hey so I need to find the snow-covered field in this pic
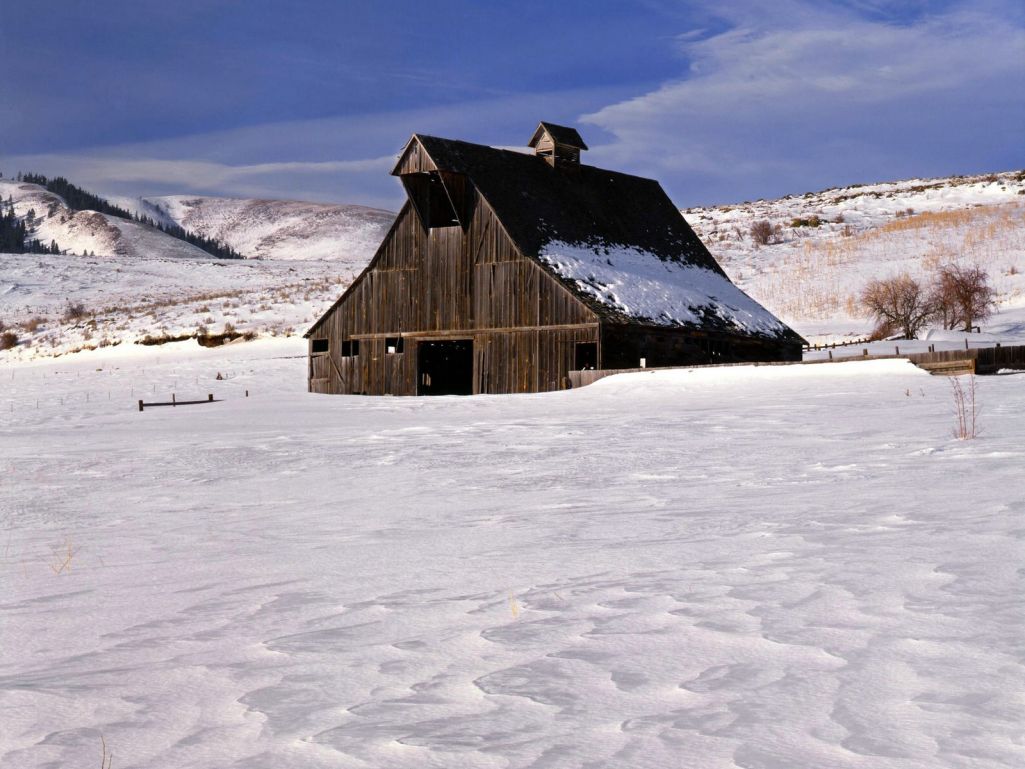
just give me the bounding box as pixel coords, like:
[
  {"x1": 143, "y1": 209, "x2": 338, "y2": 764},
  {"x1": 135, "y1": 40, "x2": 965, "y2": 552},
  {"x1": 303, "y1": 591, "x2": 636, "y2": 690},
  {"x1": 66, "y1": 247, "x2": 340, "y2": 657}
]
[
  {"x1": 2, "y1": 339, "x2": 1023, "y2": 768},
  {"x1": 0, "y1": 252, "x2": 349, "y2": 357}
]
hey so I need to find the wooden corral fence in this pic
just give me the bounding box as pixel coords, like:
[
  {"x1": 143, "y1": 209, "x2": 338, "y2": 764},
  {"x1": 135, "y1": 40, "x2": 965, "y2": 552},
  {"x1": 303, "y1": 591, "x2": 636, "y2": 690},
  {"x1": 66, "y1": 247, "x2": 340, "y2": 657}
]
[
  {"x1": 139, "y1": 393, "x2": 217, "y2": 411},
  {"x1": 803, "y1": 336, "x2": 872, "y2": 352},
  {"x1": 568, "y1": 344, "x2": 1025, "y2": 388},
  {"x1": 905, "y1": 344, "x2": 1025, "y2": 375}
]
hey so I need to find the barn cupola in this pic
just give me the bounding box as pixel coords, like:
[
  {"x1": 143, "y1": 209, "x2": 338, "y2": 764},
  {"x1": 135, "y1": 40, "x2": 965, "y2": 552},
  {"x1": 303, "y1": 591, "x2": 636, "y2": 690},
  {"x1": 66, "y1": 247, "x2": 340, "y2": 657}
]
[{"x1": 528, "y1": 122, "x2": 588, "y2": 167}]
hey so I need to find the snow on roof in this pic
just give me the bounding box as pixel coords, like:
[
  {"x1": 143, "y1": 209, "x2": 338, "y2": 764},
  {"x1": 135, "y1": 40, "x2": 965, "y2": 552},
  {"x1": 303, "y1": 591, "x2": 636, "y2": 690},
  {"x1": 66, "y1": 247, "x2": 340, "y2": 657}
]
[{"x1": 538, "y1": 240, "x2": 796, "y2": 338}]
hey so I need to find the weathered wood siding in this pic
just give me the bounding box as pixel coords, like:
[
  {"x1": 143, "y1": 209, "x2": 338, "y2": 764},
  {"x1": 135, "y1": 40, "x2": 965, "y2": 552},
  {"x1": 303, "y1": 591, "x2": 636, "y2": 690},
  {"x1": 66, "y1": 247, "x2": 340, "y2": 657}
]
[{"x1": 308, "y1": 195, "x2": 599, "y2": 395}]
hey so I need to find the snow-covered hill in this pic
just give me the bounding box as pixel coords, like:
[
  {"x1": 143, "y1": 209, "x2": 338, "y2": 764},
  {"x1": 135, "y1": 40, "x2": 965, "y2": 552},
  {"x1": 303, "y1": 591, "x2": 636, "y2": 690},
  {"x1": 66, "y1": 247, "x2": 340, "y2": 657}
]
[
  {"x1": 3, "y1": 169, "x2": 1023, "y2": 360},
  {"x1": 0, "y1": 182, "x2": 392, "y2": 359},
  {"x1": 139, "y1": 195, "x2": 395, "y2": 262},
  {"x1": 684, "y1": 170, "x2": 1025, "y2": 343},
  {"x1": 0, "y1": 179, "x2": 212, "y2": 261}
]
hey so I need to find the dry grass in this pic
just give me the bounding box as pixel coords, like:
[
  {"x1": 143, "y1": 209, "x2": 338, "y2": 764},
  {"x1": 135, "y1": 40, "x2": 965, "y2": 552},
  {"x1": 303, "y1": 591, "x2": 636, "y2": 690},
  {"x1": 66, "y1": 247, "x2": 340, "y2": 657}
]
[
  {"x1": 743, "y1": 201, "x2": 1025, "y2": 322},
  {"x1": 49, "y1": 538, "x2": 75, "y2": 574},
  {"x1": 951, "y1": 375, "x2": 979, "y2": 440}
]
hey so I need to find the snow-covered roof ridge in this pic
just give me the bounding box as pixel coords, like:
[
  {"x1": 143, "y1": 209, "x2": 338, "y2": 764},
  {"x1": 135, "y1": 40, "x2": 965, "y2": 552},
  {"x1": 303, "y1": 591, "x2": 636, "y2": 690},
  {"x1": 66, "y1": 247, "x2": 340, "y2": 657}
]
[{"x1": 537, "y1": 239, "x2": 798, "y2": 339}]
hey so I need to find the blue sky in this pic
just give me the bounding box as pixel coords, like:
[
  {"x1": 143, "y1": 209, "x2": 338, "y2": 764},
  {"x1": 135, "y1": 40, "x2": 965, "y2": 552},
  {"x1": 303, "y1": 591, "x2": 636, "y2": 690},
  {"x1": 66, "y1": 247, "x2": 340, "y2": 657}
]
[{"x1": 2, "y1": 0, "x2": 1022, "y2": 209}]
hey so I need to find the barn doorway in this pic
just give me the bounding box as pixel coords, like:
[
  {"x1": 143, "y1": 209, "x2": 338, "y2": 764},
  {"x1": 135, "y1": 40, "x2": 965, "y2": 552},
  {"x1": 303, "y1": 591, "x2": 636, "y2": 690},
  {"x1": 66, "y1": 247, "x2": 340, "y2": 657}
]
[{"x1": 417, "y1": 340, "x2": 474, "y2": 395}]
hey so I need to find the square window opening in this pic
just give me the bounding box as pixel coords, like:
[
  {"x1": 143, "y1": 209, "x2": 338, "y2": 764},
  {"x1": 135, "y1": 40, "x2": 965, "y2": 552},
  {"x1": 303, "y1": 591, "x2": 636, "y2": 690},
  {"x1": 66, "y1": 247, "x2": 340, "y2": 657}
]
[
  {"x1": 311, "y1": 338, "x2": 329, "y2": 353},
  {"x1": 385, "y1": 336, "x2": 404, "y2": 354},
  {"x1": 341, "y1": 339, "x2": 360, "y2": 357}
]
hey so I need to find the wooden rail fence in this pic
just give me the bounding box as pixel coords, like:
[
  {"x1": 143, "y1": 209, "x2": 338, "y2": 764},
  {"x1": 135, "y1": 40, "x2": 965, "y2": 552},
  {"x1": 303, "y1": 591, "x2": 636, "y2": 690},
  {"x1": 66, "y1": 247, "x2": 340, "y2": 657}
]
[
  {"x1": 568, "y1": 344, "x2": 1025, "y2": 388},
  {"x1": 139, "y1": 393, "x2": 217, "y2": 411}
]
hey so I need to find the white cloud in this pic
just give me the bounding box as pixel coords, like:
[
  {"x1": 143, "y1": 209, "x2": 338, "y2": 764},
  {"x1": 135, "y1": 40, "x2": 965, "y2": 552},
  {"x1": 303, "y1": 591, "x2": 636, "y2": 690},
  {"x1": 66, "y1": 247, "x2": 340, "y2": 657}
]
[{"x1": 582, "y1": 1, "x2": 1025, "y2": 205}]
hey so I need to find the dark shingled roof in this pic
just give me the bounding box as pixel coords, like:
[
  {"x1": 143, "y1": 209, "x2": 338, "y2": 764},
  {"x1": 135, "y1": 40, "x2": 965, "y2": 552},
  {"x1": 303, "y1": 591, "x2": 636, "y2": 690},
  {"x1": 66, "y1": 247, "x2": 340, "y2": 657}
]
[
  {"x1": 413, "y1": 134, "x2": 726, "y2": 277},
  {"x1": 528, "y1": 121, "x2": 589, "y2": 150}
]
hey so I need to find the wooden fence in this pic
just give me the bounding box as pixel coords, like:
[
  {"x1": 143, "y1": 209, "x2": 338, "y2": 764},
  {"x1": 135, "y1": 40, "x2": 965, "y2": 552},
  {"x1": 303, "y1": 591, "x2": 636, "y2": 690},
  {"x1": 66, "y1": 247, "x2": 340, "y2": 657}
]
[{"x1": 568, "y1": 344, "x2": 1025, "y2": 388}]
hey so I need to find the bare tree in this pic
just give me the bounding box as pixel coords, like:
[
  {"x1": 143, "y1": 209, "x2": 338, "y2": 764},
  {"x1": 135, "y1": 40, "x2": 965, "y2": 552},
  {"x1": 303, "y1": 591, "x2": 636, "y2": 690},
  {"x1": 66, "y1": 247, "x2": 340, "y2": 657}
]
[
  {"x1": 932, "y1": 264, "x2": 995, "y2": 332},
  {"x1": 861, "y1": 274, "x2": 935, "y2": 339},
  {"x1": 750, "y1": 220, "x2": 775, "y2": 247}
]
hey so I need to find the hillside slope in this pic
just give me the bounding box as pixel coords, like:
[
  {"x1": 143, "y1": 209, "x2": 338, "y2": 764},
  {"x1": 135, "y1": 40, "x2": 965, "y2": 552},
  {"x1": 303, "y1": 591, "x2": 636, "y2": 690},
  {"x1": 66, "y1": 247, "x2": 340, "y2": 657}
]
[
  {"x1": 684, "y1": 170, "x2": 1025, "y2": 342},
  {"x1": 0, "y1": 179, "x2": 212, "y2": 261},
  {"x1": 140, "y1": 195, "x2": 395, "y2": 262},
  {"x1": 4, "y1": 169, "x2": 1023, "y2": 360}
]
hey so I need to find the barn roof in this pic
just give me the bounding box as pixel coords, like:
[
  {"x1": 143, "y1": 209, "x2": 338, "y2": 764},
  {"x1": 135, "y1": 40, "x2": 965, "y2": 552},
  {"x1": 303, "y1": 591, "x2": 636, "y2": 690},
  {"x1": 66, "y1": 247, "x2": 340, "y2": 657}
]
[{"x1": 406, "y1": 134, "x2": 802, "y2": 341}]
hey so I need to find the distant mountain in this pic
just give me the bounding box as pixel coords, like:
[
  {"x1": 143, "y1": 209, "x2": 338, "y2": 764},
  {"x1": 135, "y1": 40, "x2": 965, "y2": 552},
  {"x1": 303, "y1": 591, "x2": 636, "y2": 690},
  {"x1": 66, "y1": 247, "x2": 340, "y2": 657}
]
[{"x1": 137, "y1": 195, "x2": 395, "y2": 263}]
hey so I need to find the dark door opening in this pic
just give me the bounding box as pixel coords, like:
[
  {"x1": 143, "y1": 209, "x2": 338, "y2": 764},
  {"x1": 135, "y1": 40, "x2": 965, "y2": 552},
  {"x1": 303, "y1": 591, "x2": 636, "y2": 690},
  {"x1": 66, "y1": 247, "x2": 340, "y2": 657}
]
[
  {"x1": 575, "y1": 342, "x2": 598, "y2": 370},
  {"x1": 417, "y1": 340, "x2": 474, "y2": 395}
]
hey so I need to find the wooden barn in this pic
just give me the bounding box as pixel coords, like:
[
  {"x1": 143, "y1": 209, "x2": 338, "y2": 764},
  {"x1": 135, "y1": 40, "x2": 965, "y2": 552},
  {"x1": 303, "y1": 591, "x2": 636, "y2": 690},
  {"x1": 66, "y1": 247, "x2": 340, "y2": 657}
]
[{"x1": 306, "y1": 122, "x2": 804, "y2": 395}]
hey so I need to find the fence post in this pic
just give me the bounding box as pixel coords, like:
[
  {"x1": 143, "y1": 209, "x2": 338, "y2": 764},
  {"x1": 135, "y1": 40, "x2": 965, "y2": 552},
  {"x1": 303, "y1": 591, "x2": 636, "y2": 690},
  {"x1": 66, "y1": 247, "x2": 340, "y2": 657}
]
[
  {"x1": 172, "y1": 393, "x2": 176, "y2": 406},
  {"x1": 828, "y1": 350, "x2": 833, "y2": 360},
  {"x1": 208, "y1": 393, "x2": 213, "y2": 401},
  {"x1": 138, "y1": 400, "x2": 144, "y2": 412},
  {"x1": 964, "y1": 338, "x2": 969, "y2": 350},
  {"x1": 863, "y1": 349, "x2": 868, "y2": 357}
]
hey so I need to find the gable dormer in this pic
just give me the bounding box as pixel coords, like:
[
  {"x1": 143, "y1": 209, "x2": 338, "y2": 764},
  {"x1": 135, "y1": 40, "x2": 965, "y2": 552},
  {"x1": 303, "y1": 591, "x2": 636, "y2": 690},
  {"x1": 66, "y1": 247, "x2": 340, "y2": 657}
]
[
  {"x1": 392, "y1": 135, "x2": 470, "y2": 229},
  {"x1": 528, "y1": 122, "x2": 588, "y2": 167}
]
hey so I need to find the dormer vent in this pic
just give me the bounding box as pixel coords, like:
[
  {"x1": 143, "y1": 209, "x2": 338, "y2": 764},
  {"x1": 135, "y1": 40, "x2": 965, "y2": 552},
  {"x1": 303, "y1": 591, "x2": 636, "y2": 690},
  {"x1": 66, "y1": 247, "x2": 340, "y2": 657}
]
[{"x1": 528, "y1": 121, "x2": 588, "y2": 167}]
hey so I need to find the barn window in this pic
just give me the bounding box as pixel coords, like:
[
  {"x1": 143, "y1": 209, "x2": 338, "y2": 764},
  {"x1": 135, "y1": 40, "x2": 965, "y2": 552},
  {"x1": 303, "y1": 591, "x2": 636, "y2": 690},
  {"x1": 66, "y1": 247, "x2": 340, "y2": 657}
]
[
  {"x1": 341, "y1": 339, "x2": 360, "y2": 357},
  {"x1": 575, "y1": 342, "x2": 597, "y2": 370},
  {"x1": 401, "y1": 171, "x2": 466, "y2": 229},
  {"x1": 386, "y1": 337, "x2": 404, "y2": 354},
  {"x1": 311, "y1": 339, "x2": 329, "y2": 353}
]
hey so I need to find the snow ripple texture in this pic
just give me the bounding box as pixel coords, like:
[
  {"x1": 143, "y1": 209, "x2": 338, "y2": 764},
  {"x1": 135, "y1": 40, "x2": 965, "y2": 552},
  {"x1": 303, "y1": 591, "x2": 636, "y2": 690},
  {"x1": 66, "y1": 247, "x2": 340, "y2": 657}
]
[{"x1": 1, "y1": 341, "x2": 1023, "y2": 768}]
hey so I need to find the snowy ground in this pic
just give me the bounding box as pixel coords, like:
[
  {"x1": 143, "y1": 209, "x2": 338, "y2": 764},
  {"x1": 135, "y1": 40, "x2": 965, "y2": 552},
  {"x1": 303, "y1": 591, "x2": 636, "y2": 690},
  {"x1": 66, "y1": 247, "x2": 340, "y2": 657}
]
[
  {"x1": 2, "y1": 339, "x2": 1023, "y2": 768},
  {"x1": 0, "y1": 252, "x2": 351, "y2": 357}
]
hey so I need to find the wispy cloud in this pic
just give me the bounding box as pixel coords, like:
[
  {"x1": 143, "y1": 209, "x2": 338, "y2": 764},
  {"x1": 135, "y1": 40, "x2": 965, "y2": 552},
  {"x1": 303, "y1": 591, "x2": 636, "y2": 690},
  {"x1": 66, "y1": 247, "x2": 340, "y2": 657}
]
[
  {"x1": 583, "y1": 0, "x2": 1025, "y2": 205},
  {"x1": 0, "y1": 88, "x2": 621, "y2": 207}
]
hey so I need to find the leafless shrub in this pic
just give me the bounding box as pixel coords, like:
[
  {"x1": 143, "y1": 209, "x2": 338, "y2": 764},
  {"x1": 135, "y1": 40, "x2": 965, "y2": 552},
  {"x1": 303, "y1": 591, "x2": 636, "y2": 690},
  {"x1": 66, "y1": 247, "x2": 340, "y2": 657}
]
[
  {"x1": 750, "y1": 220, "x2": 775, "y2": 246},
  {"x1": 223, "y1": 321, "x2": 236, "y2": 335},
  {"x1": 790, "y1": 215, "x2": 822, "y2": 228},
  {"x1": 931, "y1": 264, "x2": 995, "y2": 331},
  {"x1": 0, "y1": 330, "x2": 19, "y2": 350},
  {"x1": 63, "y1": 302, "x2": 88, "y2": 321},
  {"x1": 861, "y1": 274, "x2": 935, "y2": 339},
  {"x1": 22, "y1": 316, "x2": 46, "y2": 332}
]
